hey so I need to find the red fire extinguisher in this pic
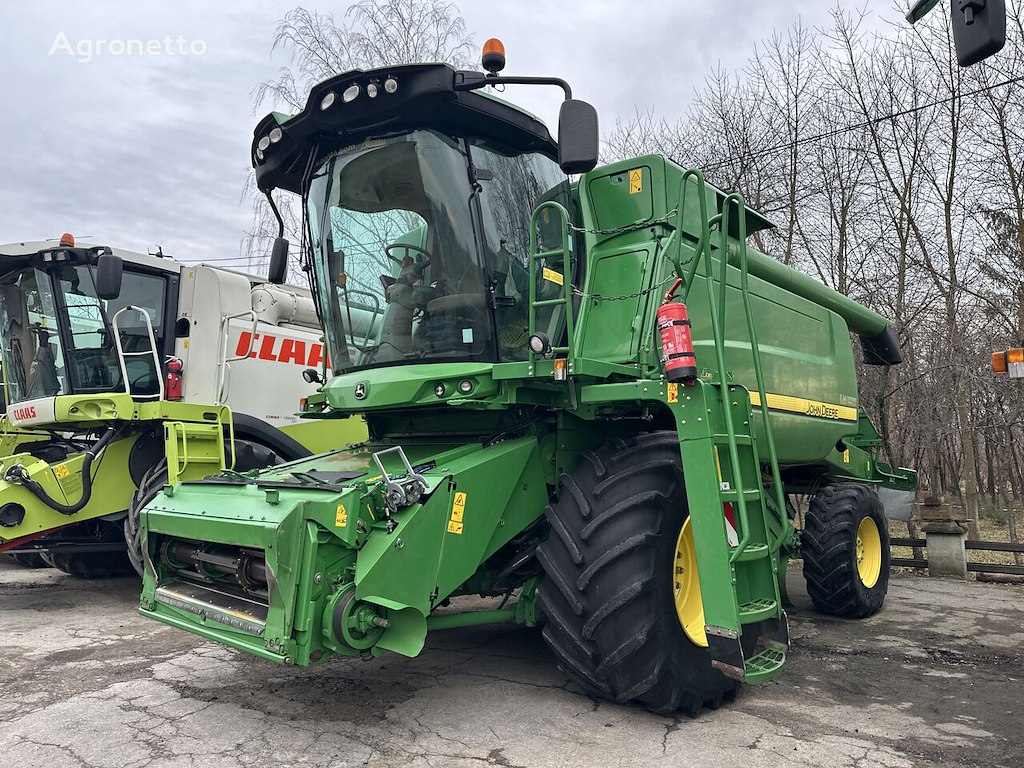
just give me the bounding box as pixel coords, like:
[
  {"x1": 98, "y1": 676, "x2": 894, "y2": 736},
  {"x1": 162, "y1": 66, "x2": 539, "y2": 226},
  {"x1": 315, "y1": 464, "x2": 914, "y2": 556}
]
[
  {"x1": 165, "y1": 357, "x2": 184, "y2": 401},
  {"x1": 657, "y1": 278, "x2": 698, "y2": 384}
]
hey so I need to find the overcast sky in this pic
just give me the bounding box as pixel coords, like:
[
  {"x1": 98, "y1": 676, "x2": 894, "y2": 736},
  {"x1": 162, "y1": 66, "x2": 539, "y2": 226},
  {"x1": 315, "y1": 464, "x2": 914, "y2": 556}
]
[{"x1": 0, "y1": 1, "x2": 901, "y2": 269}]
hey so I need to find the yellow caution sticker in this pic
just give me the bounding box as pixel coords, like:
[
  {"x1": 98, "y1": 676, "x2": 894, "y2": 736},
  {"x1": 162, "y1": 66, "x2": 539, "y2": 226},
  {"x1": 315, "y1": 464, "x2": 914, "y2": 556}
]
[
  {"x1": 54, "y1": 464, "x2": 70, "y2": 480},
  {"x1": 542, "y1": 267, "x2": 564, "y2": 286},
  {"x1": 448, "y1": 491, "x2": 467, "y2": 534},
  {"x1": 666, "y1": 382, "x2": 679, "y2": 403},
  {"x1": 843, "y1": 448, "x2": 851, "y2": 464},
  {"x1": 629, "y1": 169, "x2": 643, "y2": 194},
  {"x1": 335, "y1": 504, "x2": 348, "y2": 527}
]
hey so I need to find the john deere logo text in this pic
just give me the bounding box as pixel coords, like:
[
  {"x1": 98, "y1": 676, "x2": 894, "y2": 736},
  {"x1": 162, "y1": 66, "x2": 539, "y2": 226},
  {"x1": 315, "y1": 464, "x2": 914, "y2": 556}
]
[
  {"x1": 11, "y1": 406, "x2": 37, "y2": 420},
  {"x1": 235, "y1": 332, "x2": 329, "y2": 368},
  {"x1": 805, "y1": 402, "x2": 840, "y2": 420}
]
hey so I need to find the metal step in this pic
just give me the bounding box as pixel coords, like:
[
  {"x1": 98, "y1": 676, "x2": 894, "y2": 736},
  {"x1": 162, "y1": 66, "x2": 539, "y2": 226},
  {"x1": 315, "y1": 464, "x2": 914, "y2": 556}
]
[
  {"x1": 731, "y1": 542, "x2": 770, "y2": 561},
  {"x1": 744, "y1": 645, "x2": 786, "y2": 682},
  {"x1": 712, "y1": 433, "x2": 753, "y2": 446},
  {"x1": 720, "y1": 487, "x2": 761, "y2": 502},
  {"x1": 738, "y1": 597, "x2": 777, "y2": 623}
]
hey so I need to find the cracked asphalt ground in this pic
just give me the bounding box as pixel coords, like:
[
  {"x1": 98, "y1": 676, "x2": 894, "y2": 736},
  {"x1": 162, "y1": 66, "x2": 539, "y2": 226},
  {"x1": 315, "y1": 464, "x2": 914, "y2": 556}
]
[{"x1": 1, "y1": 562, "x2": 1021, "y2": 768}]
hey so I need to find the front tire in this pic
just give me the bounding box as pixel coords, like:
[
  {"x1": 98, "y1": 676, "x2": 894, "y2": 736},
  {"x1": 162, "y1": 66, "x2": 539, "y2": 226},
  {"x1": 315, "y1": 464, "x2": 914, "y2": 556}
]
[
  {"x1": 802, "y1": 483, "x2": 889, "y2": 618},
  {"x1": 536, "y1": 431, "x2": 738, "y2": 714}
]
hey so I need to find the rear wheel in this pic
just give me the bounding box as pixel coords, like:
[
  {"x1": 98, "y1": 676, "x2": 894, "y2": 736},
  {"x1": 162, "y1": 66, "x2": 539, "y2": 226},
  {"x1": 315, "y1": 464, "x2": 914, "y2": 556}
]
[
  {"x1": 42, "y1": 519, "x2": 136, "y2": 578},
  {"x1": 124, "y1": 441, "x2": 282, "y2": 576},
  {"x1": 6, "y1": 553, "x2": 50, "y2": 569},
  {"x1": 536, "y1": 431, "x2": 738, "y2": 714},
  {"x1": 802, "y1": 483, "x2": 889, "y2": 618}
]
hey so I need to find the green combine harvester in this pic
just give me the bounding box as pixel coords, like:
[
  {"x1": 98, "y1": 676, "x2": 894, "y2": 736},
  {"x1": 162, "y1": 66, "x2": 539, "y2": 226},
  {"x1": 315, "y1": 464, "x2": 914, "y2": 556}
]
[{"x1": 137, "y1": 46, "x2": 915, "y2": 713}]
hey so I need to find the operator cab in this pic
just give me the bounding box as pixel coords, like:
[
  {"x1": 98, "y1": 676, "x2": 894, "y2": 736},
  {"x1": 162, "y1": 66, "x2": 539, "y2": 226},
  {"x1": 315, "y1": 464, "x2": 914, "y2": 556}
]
[
  {"x1": 253, "y1": 59, "x2": 597, "y2": 377},
  {"x1": 0, "y1": 239, "x2": 176, "y2": 411},
  {"x1": 307, "y1": 129, "x2": 573, "y2": 372}
]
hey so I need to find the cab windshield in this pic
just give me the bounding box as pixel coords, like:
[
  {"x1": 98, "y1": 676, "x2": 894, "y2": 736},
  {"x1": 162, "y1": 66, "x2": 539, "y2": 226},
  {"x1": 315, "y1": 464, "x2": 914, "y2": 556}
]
[
  {"x1": 307, "y1": 129, "x2": 570, "y2": 373},
  {"x1": 0, "y1": 263, "x2": 167, "y2": 406}
]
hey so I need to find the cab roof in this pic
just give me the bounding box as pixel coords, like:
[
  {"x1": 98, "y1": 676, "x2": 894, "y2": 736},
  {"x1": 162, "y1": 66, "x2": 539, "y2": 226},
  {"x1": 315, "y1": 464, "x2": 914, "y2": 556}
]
[{"x1": 251, "y1": 63, "x2": 559, "y2": 195}]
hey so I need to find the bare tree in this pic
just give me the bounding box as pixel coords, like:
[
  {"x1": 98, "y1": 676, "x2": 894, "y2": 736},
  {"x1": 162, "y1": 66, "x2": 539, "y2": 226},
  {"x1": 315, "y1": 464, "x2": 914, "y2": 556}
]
[{"x1": 242, "y1": 1, "x2": 475, "y2": 276}]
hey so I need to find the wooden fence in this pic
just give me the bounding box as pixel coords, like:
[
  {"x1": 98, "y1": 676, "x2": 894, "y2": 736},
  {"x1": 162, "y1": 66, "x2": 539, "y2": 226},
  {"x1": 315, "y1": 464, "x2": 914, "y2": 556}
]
[{"x1": 890, "y1": 536, "x2": 1024, "y2": 577}]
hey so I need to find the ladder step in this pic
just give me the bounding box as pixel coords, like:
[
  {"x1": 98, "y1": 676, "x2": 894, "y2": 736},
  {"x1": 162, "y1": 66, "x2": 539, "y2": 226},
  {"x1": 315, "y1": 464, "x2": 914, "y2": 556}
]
[
  {"x1": 720, "y1": 488, "x2": 761, "y2": 501},
  {"x1": 532, "y1": 249, "x2": 564, "y2": 260},
  {"x1": 744, "y1": 645, "x2": 786, "y2": 682},
  {"x1": 731, "y1": 543, "x2": 770, "y2": 562},
  {"x1": 738, "y1": 598, "x2": 778, "y2": 623},
  {"x1": 712, "y1": 433, "x2": 753, "y2": 445}
]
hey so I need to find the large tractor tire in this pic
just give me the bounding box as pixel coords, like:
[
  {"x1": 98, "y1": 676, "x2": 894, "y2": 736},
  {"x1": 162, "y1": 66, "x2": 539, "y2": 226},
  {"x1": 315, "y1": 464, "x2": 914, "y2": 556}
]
[
  {"x1": 125, "y1": 440, "x2": 282, "y2": 576},
  {"x1": 536, "y1": 431, "x2": 740, "y2": 715},
  {"x1": 802, "y1": 483, "x2": 889, "y2": 618},
  {"x1": 42, "y1": 519, "x2": 136, "y2": 578}
]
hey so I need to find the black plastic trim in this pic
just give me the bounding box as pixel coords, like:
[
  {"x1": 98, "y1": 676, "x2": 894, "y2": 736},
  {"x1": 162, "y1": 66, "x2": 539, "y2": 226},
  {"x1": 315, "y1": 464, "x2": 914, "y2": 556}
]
[{"x1": 860, "y1": 325, "x2": 902, "y2": 366}]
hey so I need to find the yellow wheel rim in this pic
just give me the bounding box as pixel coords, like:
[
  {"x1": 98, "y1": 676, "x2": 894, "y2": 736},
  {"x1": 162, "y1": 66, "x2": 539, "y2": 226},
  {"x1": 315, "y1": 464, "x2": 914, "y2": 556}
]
[
  {"x1": 856, "y1": 516, "x2": 882, "y2": 588},
  {"x1": 673, "y1": 517, "x2": 708, "y2": 647}
]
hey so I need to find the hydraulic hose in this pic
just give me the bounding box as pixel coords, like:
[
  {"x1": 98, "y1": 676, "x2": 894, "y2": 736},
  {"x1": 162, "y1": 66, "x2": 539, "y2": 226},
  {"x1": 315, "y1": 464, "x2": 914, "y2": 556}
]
[{"x1": 3, "y1": 427, "x2": 117, "y2": 516}]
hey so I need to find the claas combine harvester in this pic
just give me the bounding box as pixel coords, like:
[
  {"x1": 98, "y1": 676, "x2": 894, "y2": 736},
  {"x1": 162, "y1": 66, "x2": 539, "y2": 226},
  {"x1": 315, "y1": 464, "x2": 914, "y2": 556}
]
[
  {"x1": 0, "y1": 238, "x2": 364, "y2": 576},
  {"x1": 136, "y1": 45, "x2": 916, "y2": 713}
]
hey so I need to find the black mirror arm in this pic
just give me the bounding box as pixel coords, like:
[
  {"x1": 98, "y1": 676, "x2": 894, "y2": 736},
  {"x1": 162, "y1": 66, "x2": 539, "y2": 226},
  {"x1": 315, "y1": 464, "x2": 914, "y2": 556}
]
[
  {"x1": 265, "y1": 190, "x2": 286, "y2": 238},
  {"x1": 455, "y1": 71, "x2": 572, "y2": 100}
]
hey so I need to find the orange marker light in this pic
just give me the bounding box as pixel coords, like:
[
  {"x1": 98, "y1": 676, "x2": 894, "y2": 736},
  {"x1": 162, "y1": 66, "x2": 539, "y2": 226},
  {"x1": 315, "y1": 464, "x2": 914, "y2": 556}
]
[
  {"x1": 59, "y1": 233, "x2": 75, "y2": 247},
  {"x1": 993, "y1": 351, "x2": 1008, "y2": 374},
  {"x1": 1007, "y1": 347, "x2": 1024, "y2": 364},
  {"x1": 481, "y1": 38, "x2": 506, "y2": 75},
  {"x1": 553, "y1": 357, "x2": 567, "y2": 381}
]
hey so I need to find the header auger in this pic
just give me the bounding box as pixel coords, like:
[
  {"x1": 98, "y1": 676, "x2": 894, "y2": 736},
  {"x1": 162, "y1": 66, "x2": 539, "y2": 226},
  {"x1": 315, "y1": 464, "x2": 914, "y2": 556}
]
[{"x1": 136, "y1": 45, "x2": 915, "y2": 714}]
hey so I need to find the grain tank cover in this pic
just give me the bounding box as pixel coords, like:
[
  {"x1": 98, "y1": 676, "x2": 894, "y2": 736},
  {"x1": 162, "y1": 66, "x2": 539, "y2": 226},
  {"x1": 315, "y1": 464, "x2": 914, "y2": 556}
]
[{"x1": 707, "y1": 194, "x2": 902, "y2": 366}]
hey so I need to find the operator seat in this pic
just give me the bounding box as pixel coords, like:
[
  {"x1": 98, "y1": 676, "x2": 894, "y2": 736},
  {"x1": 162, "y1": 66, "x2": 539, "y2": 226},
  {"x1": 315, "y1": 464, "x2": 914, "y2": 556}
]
[{"x1": 26, "y1": 328, "x2": 62, "y2": 397}]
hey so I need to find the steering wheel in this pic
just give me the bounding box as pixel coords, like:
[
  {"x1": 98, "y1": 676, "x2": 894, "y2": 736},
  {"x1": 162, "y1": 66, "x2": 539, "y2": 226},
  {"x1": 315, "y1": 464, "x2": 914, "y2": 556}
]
[{"x1": 385, "y1": 243, "x2": 433, "y2": 268}]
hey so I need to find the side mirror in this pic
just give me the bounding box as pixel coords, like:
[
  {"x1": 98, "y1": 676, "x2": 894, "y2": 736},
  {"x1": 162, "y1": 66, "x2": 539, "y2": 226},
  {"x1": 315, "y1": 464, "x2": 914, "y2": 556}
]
[
  {"x1": 95, "y1": 253, "x2": 123, "y2": 300},
  {"x1": 268, "y1": 237, "x2": 289, "y2": 284},
  {"x1": 557, "y1": 99, "x2": 599, "y2": 175},
  {"x1": 952, "y1": 0, "x2": 1005, "y2": 66}
]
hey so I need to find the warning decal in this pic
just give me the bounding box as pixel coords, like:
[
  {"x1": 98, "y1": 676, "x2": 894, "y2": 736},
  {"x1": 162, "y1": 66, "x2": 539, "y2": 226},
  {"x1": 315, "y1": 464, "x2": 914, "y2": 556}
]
[
  {"x1": 666, "y1": 383, "x2": 679, "y2": 403},
  {"x1": 542, "y1": 267, "x2": 564, "y2": 286},
  {"x1": 447, "y1": 491, "x2": 467, "y2": 535},
  {"x1": 335, "y1": 504, "x2": 348, "y2": 527},
  {"x1": 629, "y1": 169, "x2": 643, "y2": 194}
]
